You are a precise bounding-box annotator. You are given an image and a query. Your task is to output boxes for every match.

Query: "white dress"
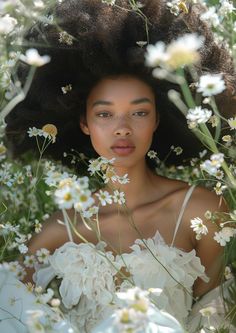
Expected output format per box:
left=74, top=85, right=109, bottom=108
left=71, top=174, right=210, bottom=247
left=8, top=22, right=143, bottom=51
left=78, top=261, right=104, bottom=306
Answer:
left=0, top=186, right=233, bottom=332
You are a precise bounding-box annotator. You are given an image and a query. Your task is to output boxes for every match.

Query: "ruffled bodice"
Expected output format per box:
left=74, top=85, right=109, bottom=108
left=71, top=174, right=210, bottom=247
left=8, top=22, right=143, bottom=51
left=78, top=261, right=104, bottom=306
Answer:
left=117, top=231, right=209, bottom=326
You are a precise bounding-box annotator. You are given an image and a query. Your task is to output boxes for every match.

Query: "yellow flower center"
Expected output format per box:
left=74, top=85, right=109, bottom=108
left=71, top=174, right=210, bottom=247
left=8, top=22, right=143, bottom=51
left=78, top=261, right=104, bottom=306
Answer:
left=63, top=193, right=72, bottom=201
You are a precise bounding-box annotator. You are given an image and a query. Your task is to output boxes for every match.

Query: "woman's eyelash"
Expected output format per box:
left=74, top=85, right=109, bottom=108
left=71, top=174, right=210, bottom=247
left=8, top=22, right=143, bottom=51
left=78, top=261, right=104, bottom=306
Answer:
left=96, top=112, right=111, bottom=117
left=133, top=111, right=148, bottom=116
left=95, top=110, right=149, bottom=117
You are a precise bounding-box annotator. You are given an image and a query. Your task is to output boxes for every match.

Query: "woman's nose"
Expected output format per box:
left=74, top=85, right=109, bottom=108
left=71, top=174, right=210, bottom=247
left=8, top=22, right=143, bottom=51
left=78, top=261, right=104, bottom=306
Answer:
left=114, top=122, right=132, bottom=137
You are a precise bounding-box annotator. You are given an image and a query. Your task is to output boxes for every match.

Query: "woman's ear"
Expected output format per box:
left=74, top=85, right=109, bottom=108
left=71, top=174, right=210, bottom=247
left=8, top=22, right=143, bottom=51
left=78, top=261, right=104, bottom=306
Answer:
left=80, top=117, right=90, bottom=135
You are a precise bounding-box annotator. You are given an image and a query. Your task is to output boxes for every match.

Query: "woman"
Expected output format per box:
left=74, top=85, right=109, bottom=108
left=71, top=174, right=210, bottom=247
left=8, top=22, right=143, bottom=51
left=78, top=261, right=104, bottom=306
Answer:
left=4, top=0, right=236, bottom=331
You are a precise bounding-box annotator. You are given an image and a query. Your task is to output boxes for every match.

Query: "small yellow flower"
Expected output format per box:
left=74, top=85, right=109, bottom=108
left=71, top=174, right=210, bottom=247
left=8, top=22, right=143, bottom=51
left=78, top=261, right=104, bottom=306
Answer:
left=42, top=124, right=58, bottom=137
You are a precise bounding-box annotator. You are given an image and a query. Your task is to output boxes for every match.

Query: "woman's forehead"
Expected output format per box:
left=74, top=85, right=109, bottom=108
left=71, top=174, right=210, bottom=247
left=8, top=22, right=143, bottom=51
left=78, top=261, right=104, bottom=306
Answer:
left=87, top=75, right=155, bottom=104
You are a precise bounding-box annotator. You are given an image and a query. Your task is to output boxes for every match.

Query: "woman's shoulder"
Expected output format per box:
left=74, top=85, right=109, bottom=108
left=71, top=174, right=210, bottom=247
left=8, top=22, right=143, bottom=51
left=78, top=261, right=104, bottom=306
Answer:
left=155, top=175, right=227, bottom=213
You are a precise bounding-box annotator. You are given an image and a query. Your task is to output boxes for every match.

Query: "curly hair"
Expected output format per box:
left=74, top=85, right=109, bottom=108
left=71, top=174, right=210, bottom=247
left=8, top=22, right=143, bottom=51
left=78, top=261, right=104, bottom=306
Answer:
left=5, top=0, right=236, bottom=165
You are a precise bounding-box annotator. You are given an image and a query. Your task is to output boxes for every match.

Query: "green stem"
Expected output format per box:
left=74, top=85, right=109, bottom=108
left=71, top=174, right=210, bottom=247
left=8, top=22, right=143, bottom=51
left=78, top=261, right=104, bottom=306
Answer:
left=0, top=66, right=36, bottom=121
left=176, top=67, right=195, bottom=109
left=210, top=97, right=222, bottom=143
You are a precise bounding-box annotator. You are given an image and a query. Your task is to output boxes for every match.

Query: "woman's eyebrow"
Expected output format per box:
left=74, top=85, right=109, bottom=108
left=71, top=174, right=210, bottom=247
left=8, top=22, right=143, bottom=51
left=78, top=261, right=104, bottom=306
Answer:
left=130, top=98, right=153, bottom=105
left=92, top=97, right=153, bottom=108
left=92, top=100, right=113, bottom=107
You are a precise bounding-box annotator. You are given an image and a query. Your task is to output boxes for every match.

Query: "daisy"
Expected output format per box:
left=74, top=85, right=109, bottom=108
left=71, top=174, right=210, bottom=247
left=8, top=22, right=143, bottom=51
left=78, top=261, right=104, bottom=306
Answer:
left=113, top=190, right=126, bottom=205
left=24, top=255, right=36, bottom=268
left=190, top=217, right=208, bottom=240
left=197, top=74, right=226, bottom=96
left=74, top=190, right=95, bottom=211
left=96, top=190, right=113, bottom=206
left=227, top=116, right=236, bottom=130
left=36, top=248, right=50, bottom=264
left=214, top=227, right=236, bottom=246
left=147, top=150, right=158, bottom=159
left=27, top=127, right=43, bottom=137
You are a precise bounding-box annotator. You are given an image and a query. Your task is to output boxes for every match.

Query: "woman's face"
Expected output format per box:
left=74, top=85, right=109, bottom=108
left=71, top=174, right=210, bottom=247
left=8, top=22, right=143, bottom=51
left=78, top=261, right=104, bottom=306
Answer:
left=81, top=75, right=158, bottom=168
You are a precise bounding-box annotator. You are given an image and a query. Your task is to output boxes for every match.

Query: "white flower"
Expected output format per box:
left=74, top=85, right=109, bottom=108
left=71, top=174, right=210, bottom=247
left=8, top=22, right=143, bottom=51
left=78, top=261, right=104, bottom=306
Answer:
left=36, top=248, right=50, bottom=264
left=88, top=156, right=115, bottom=175
left=210, top=153, right=224, bottom=167
left=145, top=33, right=203, bottom=70
left=96, top=190, right=113, bottom=206
left=114, top=307, right=149, bottom=333
left=117, top=174, right=130, bottom=184
left=200, top=153, right=224, bottom=176
left=166, top=0, right=182, bottom=16
left=186, top=106, right=212, bottom=128
left=27, top=127, right=43, bottom=137
left=18, top=243, right=28, bottom=254
left=166, top=33, right=203, bottom=69
left=34, top=220, right=42, bottom=233
left=145, top=41, right=168, bottom=67
left=200, top=7, right=220, bottom=27
left=82, top=205, right=99, bottom=219
left=54, top=185, right=76, bottom=209
left=0, top=14, right=17, bottom=34
left=24, top=255, right=36, bottom=268
left=219, top=0, right=235, bottom=16
left=224, top=266, right=233, bottom=280
left=44, top=170, right=71, bottom=187
left=190, top=217, right=208, bottom=240
left=34, top=0, right=45, bottom=8
left=227, top=116, right=236, bottom=130
left=197, top=74, right=226, bottom=96
left=215, top=170, right=224, bottom=180
left=214, top=227, right=236, bottom=246
left=147, top=150, right=158, bottom=159
left=74, top=190, right=95, bottom=211
left=222, top=135, right=232, bottom=143
left=199, top=306, right=217, bottom=317
left=213, top=182, right=227, bottom=195
left=113, top=190, right=126, bottom=205
left=2, top=261, right=26, bottom=280
left=172, top=146, right=183, bottom=155
left=20, top=49, right=51, bottom=67
left=210, top=115, right=221, bottom=126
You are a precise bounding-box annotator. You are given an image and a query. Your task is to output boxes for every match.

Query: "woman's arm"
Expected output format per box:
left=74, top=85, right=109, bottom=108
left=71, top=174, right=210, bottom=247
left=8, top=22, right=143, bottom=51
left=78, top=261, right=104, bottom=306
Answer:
left=186, top=187, right=228, bottom=297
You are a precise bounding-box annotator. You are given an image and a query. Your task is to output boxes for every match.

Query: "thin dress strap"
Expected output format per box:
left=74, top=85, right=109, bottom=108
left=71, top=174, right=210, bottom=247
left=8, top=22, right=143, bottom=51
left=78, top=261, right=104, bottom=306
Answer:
left=171, top=185, right=196, bottom=247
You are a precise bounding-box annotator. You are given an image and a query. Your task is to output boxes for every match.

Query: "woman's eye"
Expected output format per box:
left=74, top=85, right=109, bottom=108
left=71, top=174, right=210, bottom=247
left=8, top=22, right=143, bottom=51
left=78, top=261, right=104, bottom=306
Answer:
left=133, top=111, right=148, bottom=117
left=96, top=112, right=112, bottom=118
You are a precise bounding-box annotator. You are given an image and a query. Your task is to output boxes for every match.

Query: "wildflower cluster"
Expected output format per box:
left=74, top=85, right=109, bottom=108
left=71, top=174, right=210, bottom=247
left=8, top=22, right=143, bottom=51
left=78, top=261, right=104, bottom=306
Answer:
left=101, top=287, right=184, bottom=333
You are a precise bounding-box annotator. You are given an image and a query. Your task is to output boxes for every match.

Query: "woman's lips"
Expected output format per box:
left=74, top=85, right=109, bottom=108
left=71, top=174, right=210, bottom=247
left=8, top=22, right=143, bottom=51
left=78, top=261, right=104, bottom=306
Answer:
left=111, top=140, right=135, bottom=156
